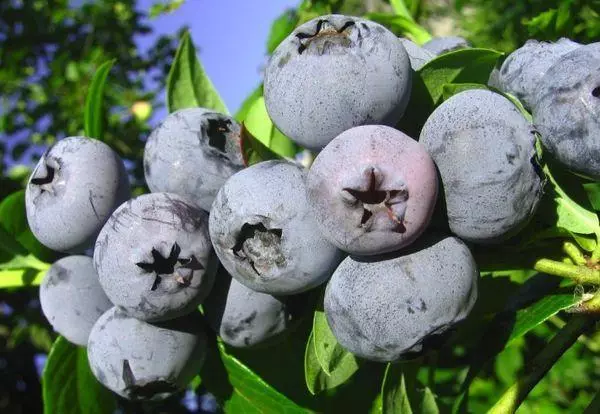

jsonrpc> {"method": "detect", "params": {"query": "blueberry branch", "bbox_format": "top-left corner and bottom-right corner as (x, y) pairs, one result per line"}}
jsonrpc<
(488, 313), (596, 414)
(533, 258), (600, 285)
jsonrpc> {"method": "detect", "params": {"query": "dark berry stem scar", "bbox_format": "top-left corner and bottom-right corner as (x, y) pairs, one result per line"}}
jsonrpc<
(232, 222), (285, 275)
(342, 167), (409, 230)
(592, 86), (600, 98)
(31, 165), (55, 185)
(296, 19), (356, 54)
(122, 359), (178, 400)
(206, 118), (232, 152)
(136, 242), (203, 291)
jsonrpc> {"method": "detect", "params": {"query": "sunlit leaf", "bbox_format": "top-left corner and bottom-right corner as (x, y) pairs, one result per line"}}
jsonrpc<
(167, 31), (228, 114)
(217, 342), (310, 413)
(84, 59), (115, 139)
(0, 268), (46, 288)
(266, 9), (299, 54)
(304, 330), (359, 395)
(243, 96), (298, 159)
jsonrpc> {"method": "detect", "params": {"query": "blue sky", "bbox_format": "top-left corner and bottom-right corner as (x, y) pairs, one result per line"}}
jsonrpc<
(136, 0), (300, 116)
(4, 0), (300, 168)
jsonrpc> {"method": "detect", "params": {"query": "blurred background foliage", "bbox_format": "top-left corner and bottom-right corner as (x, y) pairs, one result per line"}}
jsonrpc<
(0, 0), (184, 200)
(2, 0), (600, 413)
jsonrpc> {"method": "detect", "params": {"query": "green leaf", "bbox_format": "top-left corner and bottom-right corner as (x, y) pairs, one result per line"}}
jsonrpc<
(0, 190), (28, 236)
(381, 364), (413, 414)
(166, 31), (228, 114)
(0, 215), (29, 257)
(234, 84), (263, 123)
(583, 183), (600, 211)
(0, 224), (49, 273)
(380, 363), (439, 414)
(312, 309), (358, 377)
(525, 9), (557, 34)
(544, 162), (600, 235)
(0, 251), (49, 271)
(505, 293), (583, 347)
(42, 336), (116, 414)
(0, 268), (46, 288)
(495, 340), (525, 386)
(420, 48), (503, 105)
(84, 59), (115, 139)
(266, 9), (299, 54)
(0, 190), (55, 263)
(364, 13), (431, 44)
(304, 332), (322, 395)
(556, 0), (572, 31)
(0, 192), (51, 287)
(304, 330), (359, 395)
(240, 125), (281, 166)
(415, 387), (439, 414)
(149, 0), (184, 18)
(218, 342), (310, 413)
(571, 232), (597, 252)
(243, 96), (299, 158)
(441, 83), (488, 101)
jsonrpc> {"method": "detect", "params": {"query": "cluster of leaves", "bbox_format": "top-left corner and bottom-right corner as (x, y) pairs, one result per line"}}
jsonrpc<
(3, 0), (600, 413)
(449, 0), (600, 52)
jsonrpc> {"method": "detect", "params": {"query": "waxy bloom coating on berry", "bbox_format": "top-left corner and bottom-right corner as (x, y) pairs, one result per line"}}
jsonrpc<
(264, 14), (412, 150)
(420, 89), (544, 244)
(94, 192), (217, 321)
(143, 108), (244, 212)
(533, 43), (600, 180)
(324, 235), (478, 362)
(40, 255), (112, 346)
(204, 267), (304, 348)
(306, 125), (438, 255)
(209, 160), (343, 295)
(26, 136), (130, 253)
(87, 307), (207, 401)
(495, 38), (580, 110)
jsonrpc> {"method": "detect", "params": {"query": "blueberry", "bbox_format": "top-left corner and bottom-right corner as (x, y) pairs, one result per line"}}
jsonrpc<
(25, 136), (130, 253)
(94, 192), (217, 321)
(203, 266), (304, 348)
(144, 108), (245, 212)
(264, 14), (412, 151)
(209, 160), (343, 295)
(420, 89), (544, 244)
(324, 235), (478, 362)
(399, 38), (436, 70)
(39, 255), (112, 346)
(87, 307), (207, 401)
(533, 43), (600, 179)
(306, 125), (438, 255)
(422, 36), (470, 55)
(495, 38), (581, 110)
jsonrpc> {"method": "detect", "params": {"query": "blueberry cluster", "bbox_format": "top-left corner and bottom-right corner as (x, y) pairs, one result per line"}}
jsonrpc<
(29, 13), (598, 401)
